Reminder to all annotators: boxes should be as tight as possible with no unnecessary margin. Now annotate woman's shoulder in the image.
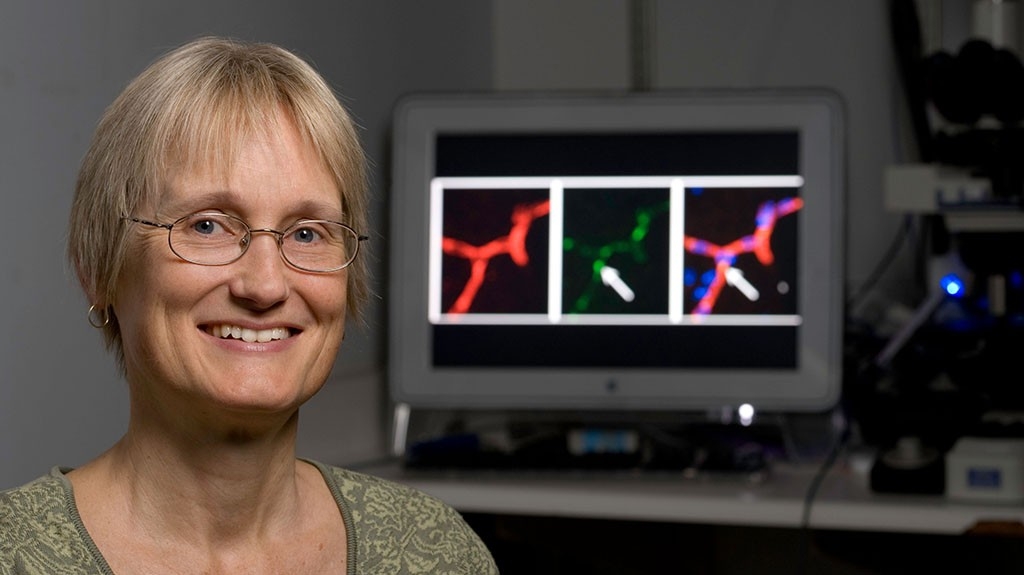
[307,460,500,575]
[313,461,454,517]
[0,468,68,526]
[1,468,103,574]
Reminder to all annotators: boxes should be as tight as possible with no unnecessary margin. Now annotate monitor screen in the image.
[387,90,844,413]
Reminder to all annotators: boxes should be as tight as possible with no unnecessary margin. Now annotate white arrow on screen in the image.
[600,266,635,302]
[725,267,759,301]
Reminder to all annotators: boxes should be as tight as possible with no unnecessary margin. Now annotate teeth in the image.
[211,324,291,343]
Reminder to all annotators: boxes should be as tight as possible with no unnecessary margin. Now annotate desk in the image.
[362,457,1024,574]
[363,456,1024,535]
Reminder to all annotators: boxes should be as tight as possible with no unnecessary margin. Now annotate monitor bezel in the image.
[387,90,845,412]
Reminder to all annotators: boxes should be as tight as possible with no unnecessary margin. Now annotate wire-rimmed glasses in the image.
[123,211,367,273]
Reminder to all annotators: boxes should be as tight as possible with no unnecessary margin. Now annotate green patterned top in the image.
[0,461,498,574]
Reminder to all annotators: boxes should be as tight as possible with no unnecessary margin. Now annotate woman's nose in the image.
[229,232,290,308]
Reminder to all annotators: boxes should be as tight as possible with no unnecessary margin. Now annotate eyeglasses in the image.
[123,212,368,273]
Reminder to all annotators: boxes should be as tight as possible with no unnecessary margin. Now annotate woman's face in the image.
[113,109,348,427]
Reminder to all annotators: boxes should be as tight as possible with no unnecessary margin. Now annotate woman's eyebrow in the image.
[156,191,345,220]
[289,198,346,220]
[155,190,236,216]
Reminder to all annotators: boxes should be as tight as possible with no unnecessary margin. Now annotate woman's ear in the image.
[73,256,104,307]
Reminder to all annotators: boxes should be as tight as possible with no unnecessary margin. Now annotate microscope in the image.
[866,0,1024,500]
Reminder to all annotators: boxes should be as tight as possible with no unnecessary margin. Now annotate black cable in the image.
[629,0,654,92]
[846,213,916,311]
[795,408,853,575]
[889,0,934,162]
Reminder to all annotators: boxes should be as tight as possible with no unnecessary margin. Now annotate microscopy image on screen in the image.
[440,188,550,314]
[682,186,801,316]
[562,187,671,315]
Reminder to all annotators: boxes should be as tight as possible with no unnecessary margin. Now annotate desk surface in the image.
[360,457,1024,535]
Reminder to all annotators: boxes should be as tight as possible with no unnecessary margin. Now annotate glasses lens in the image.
[169,213,248,265]
[280,221,360,272]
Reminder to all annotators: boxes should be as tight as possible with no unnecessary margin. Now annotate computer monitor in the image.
[387,90,844,414]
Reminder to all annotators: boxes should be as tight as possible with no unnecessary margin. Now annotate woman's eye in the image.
[184,214,244,236]
[193,219,221,235]
[292,227,321,244]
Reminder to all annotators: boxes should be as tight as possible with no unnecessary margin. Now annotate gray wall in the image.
[1,0,966,489]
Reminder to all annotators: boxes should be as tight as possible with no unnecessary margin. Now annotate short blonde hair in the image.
[68,36,369,362]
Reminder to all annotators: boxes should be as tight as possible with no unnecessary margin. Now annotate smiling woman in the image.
[0,36,498,575]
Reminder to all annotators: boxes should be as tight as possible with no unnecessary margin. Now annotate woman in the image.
[0,36,498,574]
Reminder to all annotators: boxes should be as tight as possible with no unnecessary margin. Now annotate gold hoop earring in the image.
[87,304,110,328]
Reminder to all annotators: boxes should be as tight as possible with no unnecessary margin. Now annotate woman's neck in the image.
[74,408,309,546]
[65,415,347,574]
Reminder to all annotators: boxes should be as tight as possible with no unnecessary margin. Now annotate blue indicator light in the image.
[940,273,965,298]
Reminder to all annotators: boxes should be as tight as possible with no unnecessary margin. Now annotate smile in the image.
[206,324,293,343]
